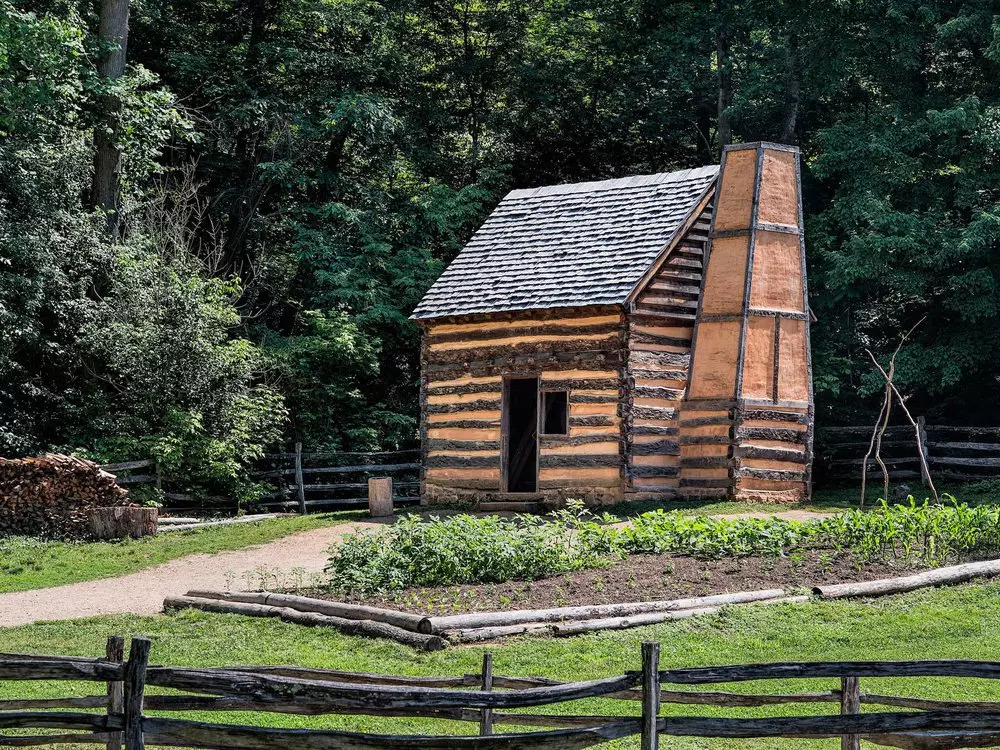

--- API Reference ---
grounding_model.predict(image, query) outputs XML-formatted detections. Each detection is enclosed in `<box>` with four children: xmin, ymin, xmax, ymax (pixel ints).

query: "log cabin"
<box><xmin>412</xmin><ymin>142</ymin><xmax>813</xmax><ymax>510</ymax></box>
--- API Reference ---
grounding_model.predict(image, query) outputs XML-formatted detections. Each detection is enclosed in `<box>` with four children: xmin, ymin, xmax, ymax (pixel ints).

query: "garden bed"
<box><xmin>321</xmin><ymin>550</ymin><xmax>928</xmax><ymax>615</ymax></box>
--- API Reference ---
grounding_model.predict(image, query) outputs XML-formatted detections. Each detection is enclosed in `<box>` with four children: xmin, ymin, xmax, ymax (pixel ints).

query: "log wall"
<box><xmin>420</xmin><ymin>307</ymin><xmax>627</xmax><ymax>506</ymax></box>
<box><xmin>623</xmin><ymin>201</ymin><xmax>714</xmax><ymax>500</ymax></box>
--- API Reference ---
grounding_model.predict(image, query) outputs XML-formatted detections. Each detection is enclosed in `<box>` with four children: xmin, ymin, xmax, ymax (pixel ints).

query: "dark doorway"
<box><xmin>504</xmin><ymin>377</ymin><xmax>538</xmax><ymax>492</ymax></box>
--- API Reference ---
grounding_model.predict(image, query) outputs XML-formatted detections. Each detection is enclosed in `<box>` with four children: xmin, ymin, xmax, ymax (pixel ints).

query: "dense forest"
<box><xmin>2</xmin><ymin>0</ymin><xmax>999</xmax><ymax>497</ymax></box>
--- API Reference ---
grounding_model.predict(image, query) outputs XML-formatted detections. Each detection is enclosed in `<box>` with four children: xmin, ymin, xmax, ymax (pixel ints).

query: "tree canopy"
<box><xmin>2</xmin><ymin>0</ymin><xmax>999</xmax><ymax>493</ymax></box>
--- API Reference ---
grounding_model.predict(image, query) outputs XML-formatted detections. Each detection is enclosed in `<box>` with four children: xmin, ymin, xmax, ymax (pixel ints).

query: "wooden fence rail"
<box><xmin>817</xmin><ymin>423</ymin><xmax>1000</xmax><ymax>484</ymax></box>
<box><xmin>6</xmin><ymin>638</ymin><xmax>1000</xmax><ymax>749</ymax></box>
<box><xmin>99</xmin><ymin>447</ymin><xmax>421</xmax><ymax>515</ymax></box>
<box><xmin>254</xmin><ymin>445</ymin><xmax>421</xmax><ymax>513</ymax></box>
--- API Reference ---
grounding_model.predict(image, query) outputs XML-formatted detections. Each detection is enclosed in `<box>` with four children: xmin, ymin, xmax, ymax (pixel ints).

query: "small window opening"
<box><xmin>541</xmin><ymin>391</ymin><xmax>569</xmax><ymax>435</ymax></box>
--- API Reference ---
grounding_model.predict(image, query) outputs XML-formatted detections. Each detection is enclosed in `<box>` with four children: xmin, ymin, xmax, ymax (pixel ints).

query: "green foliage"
<box><xmin>327</xmin><ymin>500</ymin><xmax>1000</xmax><ymax>594</ymax></box>
<box><xmin>325</xmin><ymin>500</ymin><xmax>618</xmax><ymax>593</ymax></box>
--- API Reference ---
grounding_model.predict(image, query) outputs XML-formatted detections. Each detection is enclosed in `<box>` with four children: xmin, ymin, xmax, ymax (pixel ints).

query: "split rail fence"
<box><xmin>817</xmin><ymin>423</ymin><xmax>1000</xmax><ymax>484</ymax></box>
<box><xmin>7</xmin><ymin>637</ymin><xmax>1000</xmax><ymax>749</ymax></box>
<box><xmin>254</xmin><ymin>444</ymin><xmax>421</xmax><ymax>513</ymax></box>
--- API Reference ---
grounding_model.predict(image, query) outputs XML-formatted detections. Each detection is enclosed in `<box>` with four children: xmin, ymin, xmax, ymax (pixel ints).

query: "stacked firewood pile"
<box><xmin>0</xmin><ymin>454</ymin><xmax>130</xmax><ymax>538</ymax></box>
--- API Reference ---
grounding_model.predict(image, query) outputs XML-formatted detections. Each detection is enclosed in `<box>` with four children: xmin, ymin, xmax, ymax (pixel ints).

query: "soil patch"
<box><xmin>316</xmin><ymin>551</ymin><xmax>929</xmax><ymax>615</ymax></box>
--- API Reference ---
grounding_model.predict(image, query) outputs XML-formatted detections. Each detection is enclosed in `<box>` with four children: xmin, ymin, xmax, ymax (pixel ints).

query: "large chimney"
<box><xmin>679</xmin><ymin>143</ymin><xmax>813</xmax><ymax>502</ymax></box>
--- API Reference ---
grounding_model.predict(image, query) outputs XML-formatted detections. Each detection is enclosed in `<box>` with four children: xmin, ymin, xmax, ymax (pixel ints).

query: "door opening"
<box><xmin>504</xmin><ymin>377</ymin><xmax>539</xmax><ymax>492</ymax></box>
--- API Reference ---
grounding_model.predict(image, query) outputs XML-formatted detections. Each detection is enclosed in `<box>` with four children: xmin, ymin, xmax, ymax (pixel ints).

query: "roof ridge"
<box><xmin>506</xmin><ymin>164</ymin><xmax>718</xmax><ymax>200</ymax></box>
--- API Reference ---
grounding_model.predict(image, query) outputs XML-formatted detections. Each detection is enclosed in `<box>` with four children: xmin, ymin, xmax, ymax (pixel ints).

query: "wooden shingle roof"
<box><xmin>412</xmin><ymin>165</ymin><xmax>718</xmax><ymax>320</ymax></box>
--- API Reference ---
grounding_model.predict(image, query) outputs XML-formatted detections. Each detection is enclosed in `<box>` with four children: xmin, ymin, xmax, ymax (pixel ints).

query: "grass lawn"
<box><xmin>0</xmin><ymin>512</ymin><xmax>364</xmax><ymax>594</ymax></box>
<box><xmin>3</xmin><ymin>582</ymin><xmax>1000</xmax><ymax>748</ymax></box>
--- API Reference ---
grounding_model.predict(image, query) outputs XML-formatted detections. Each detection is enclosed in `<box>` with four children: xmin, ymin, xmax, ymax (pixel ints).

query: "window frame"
<box><xmin>538</xmin><ymin>388</ymin><xmax>570</xmax><ymax>436</ymax></box>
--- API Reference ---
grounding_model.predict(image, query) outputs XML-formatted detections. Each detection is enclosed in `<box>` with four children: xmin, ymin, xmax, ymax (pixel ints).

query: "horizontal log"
<box><xmin>142</xmin><ymin>716</ymin><xmax>641</xmax><ymax>750</ymax></box>
<box><xmin>426</xmin><ymin>400</ymin><xmax>502</xmax><ymax>415</ymax></box>
<box><xmin>553</xmin><ymin>606</ymin><xmax>719</xmax><ymax>635</ymax></box>
<box><xmin>427</xmin><ymin>590</ymin><xmax>785</xmax><ymax>634</ymax></box>
<box><xmin>680</xmin><ymin>435</ymin><xmax>729</xmax><ymax>445</ymax></box>
<box><xmin>257</xmin><ymin>463</ymin><xmax>419</xmax><ymax>478</ymax></box>
<box><xmin>424</xmin><ymin>455</ymin><xmax>498</xmax><ymax>469</ymax></box>
<box><xmin>424</xmin><ymin>351</ymin><xmax>624</xmax><ymax>377</ymax></box>
<box><xmin>569</xmin><ymin>393</ymin><xmax>620</xmax><ymax>405</ymax></box>
<box><xmin>930</xmin><ymin>456</ymin><xmax>1000</xmax><ymax>468</ymax></box>
<box><xmin>633</xmin><ymin>386</ymin><xmax>684</xmax><ymax>401</ymax></box>
<box><xmin>656</xmin><ymin>712</ymin><xmax>1000</xmax><ymax>739</ymax></box>
<box><xmin>426</xmin><ymin>339</ymin><xmax>623</xmax><ymax>366</ymax></box>
<box><xmin>425</xmin><ymin>440</ymin><xmax>501</xmax><ymax>452</ymax></box>
<box><xmin>631</xmin><ymin>425</ymin><xmax>679</xmax><ymax>436</ymax></box>
<box><xmin>0</xmin><ymin>696</ymin><xmax>108</xmax><ymax>710</ymax></box>
<box><xmin>221</xmin><ymin>666</ymin><xmax>473</xmax><ymax>688</ymax></box>
<box><xmin>427</xmin><ymin>322</ymin><xmax>621</xmax><ymax>345</ymax></box>
<box><xmin>631</xmin><ymin>406</ymin><xmax>677</xmax><ymax>421</ymax></box>
<box><xmin>628</xmin><ymin>350</ymin><xmax>690</xmax><ymax>368</ymax></box>
<box><xmin>426</xmin><ymin>420</ymin><xmax>501</xmax><ymax>429</ymax></box>
<box><xmin>630</xmin><ymin>331</ymin><xmax>692</xmax><ymax>347</ymax></box>
<box><xmin>538</xmin><ymin>455</ymin><xmax>622</xmax><ymax>468</ymax></box>
<box><xmin>659</xmin><ymin>661</ymin><xmax>1000</xmax><ymax>684</ymax></box>
<box><xmin>114</xmin><ymin>474</ymin><xmax>156</xmax><ymax>485</ymax></box>
<box><xmin>552</xmin><ymin>596</ymin><xmax>808</xmax><ymax>637</ymax></box>
<box><xmin>0</xmin><ymin>712</ymin><xmax>118</xmax><ymax>731</ymax></box>
<box><xmin>539</xmin><ymin>434</ymin><xmax>621</xmax><ymax>447</ymax></box>
<box><xmin>537</xmin><ymin>378</ymin><xmax>620</xmax><ymax>391</ymax></box>
<box><xmin>263</xmin><ymin>451</ymin><xmax>420</xmax><ymax>460</ymax></box>
<box><xmin>929</xmin><ymin>441</ymin><xmax>1000</xmax><ymax>452</ymax></box>
<box><xmin>184</xmin><ymin>591</ymin><xmax>432</xmax><ymax>634</ymax></box>
<box><xmin>813</xmin><ymin>558</ymin><xmax>1000</xmax><ymax>599</ymax></box>
<box><xmin>143</xmin><ymin>665</ymin><xmax>641</xmax><ymax>709</ymax></box>
<box><xmin>163</xmin><ymin>597</ymin><xmax>445</xmax><ymax>651</ymax></box>
<box><xmin>733</xmin><ymin>446</ymin><xmax>807</xmax><ymax>464</ymax></box>
<box><xmin>0</xmin><ymin>733</ymin><xmax>110</xmax><ymax>747</ymax></box>
<box><xmin>0</xmin><ymin>659</ymin><xmax>123</xmax><ymax>682</ymax></box>
<box><xmin>443</xmin><ymin>623</ymin><xmax>556</xmax><ymax>643</ymax></box>
<box><xmin>158</xmin><ymin>515</ymin><xmax>285</xmax><ymax>533</ymax></box>
<box><xmin>680</xmin><ymin>456</ymin><xmax>728</xmax><ymax>468</ymax></box>
<box><xmin>734</xmin><ymin>467</ymin><xmax>804</xmax><ymax>481</ymax></box>
<box><xmin>741</xmin><ymin>409</ymin><xmax>809</xmax><ymax>424</ymax></box>
<box><xmin>630</xmin><ymin>465</ymin><xmax>680</xmax><ymax>478</ymax></box>
<box><xmin>569</xmin><ymin>416</ymin><xmax>616</xmax><ymax>427</ymax></box>
<box><xmin>630</xmin><ymin>439</ymin><xmax>680</xmax><ymax>455</ymax></box>
<box><xmin>679</xmin><ymin>415</ymin><xmax>731</xmax><ymax>427</ymax></box>
<box><xmin>736</xmin><ymin>427</ymin><xmax>806</xmax><ymax>443</ymax></box>
<box><xmin>100</xmin><ymin>459</ymin><xmax>154</xmax><ymax>472</ymax></box>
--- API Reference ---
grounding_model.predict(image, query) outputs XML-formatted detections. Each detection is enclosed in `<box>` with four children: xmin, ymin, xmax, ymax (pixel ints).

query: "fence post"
<box><xmin>294</xmin><ymin>442</ymin><xmax>307</xmax><ymax>515</ymax></box>
<box><xmin>479</xmin><ymin>652</ymin><xmax>494</xmax><ymax>736</ymax></box>
<box><xmin>917</xmin><ymin>417</ymin><xmax>931</xmax><ymax>487</ymax></box>
<box><xmin>840</xmin><ymin>675</ymin><xmax>861</xmax><ymax>750</ymax></box>
<box><xmin>641</xmin><ymin>641</ymin><xmax>660</xmax><ymax>750</ymax></box>
<box><xmin>368</xmin><ymin>477</ymin><xmax>394</xmax><ymax>517</ymax></box>
<box><xmin>105</xmin><ymin>636</ymin><xmax>124</xmax><ymax>750</ymax></box>
<box><xmin>123</xmin><ymin>637</ymin><xmax>151</xmax><ymax>750</ymax></box>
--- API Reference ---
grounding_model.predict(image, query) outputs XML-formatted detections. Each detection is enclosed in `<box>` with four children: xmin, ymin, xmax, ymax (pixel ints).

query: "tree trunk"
<box><xmin>91</xmin><ymin>0</ymin><xmax>131</xmax><ymax>235</ymax></box>
<box><xmin>87</xmin><ymin>507</ymin><xmax>157</xmax><ymax>540</ymax></box>
<box><xmin>779</xmin><ymin>38</ymin><xmax>801</xmax><ymax>144</ymax></box>
<box><xmin>715</xmin><ymin>0</ymin><xmax>732</xmax><ymax>151</ymax></box>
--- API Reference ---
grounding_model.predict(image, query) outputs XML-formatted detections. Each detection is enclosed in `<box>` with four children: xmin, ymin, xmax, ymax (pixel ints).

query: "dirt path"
<box><xmin>0</xmin><ymin>508</ymin><xmax>834</xmax><ymax>628</ymax></box>
<box><xmin>0</xmin><ymin>521</ymin><xmax>382</xmax><ymax>628</ymax></box>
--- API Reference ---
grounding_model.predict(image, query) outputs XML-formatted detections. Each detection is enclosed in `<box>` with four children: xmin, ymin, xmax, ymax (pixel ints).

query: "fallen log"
<box><xmin>552</xmin><ymin>606</ymin><xmax>720</xmax><ymax>636</ymax></box>
<box><xmin>163</xmin><ymin>596</ymin><xmax>445</xmax><ymax>651</ymax></box>
<box><xmin>813</xmin><ymin>559</ymin><xmax>1000</xmax><ymax>599</ymax></box>
<box><xmin>159</xmin><ymin>514</ymin><xmax>287</xmax><ymax>533</ymax></box>
<box><xmin>442</xmin><ymin>623</ymin><xmax>555</xmax><ymax>643</ymax></box>
<box><xmin>185</xmin><ymin>590</ymin><xmax>431</xmax><ymax>634</ymax></box>
<box><xmin>552</xmin><ymin>596</ymin><xmax>809</xmax><ymax>637</ymax></box>
<box><xmin>425</xmin><ymin>589</ymin><xmax>787</xmax><ymax>634</ymax></box>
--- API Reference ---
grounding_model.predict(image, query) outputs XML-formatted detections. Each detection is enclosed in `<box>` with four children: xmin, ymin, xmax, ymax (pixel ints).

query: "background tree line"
<box><xmin>2</xmin><ymin>0</ymin><xmax>999</xmax><ymax>497</ymax></box>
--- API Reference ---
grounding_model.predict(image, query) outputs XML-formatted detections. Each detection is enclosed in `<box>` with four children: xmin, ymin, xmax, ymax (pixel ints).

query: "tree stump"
<box><xmin>367</xmin><ymin>477</ymin><xmax>394</xmax><ymax>518</ymax></box>
<box><xmin>87</xmin><ymin>507</ymin><xmax>158</xmax><ymax>539</ymax></box>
